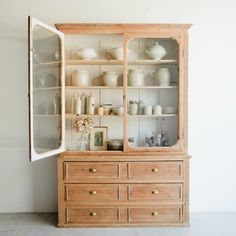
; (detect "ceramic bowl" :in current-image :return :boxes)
[112,107,123,116]
[102,104,113,115]
[107,139,123,150]
[108,47,131,60]
[76,48,97,60]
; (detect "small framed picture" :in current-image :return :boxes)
[90,126,108,151]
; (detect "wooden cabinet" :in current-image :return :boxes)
[28,17,191,227]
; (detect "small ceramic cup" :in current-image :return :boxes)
[153,105,162,115]
[97,106,104,115]
[144,105,152,115]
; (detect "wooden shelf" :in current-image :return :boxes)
[66,114,122,119]
[65,59,177,66]
[128,114,177,118]
[66,86,123,89]
[34,86,61,91]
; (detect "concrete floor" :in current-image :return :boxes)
[0,213,235,236]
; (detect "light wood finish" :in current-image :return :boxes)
[128,206,182,223]
[65,184,120,202]
[128,162,182,180]
[64,162,121,182]
[54,23,191,227]
[66,207,120,223]
[128,184,182,201]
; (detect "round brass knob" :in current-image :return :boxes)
[90,212,96,216]
[152,190,159,194]
[152,211,159,216]
[152,168,159,172]
[89,168,96,173]
[90,190,97,195]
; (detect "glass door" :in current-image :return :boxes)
[28,16,65,161]
[124,35,183,151]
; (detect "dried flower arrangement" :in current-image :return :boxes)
[73,117,93,150]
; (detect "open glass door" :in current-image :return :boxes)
[28,16,65,161]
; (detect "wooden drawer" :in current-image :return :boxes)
[66,207,120,223]
[128,184,182,201]
[65,184,119,202]
[128,162,182,180]
[64,162,120,182]
[129,206,182,223]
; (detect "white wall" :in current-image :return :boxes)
[0,0,236,213]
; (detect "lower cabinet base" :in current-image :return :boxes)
[58,205,189,227]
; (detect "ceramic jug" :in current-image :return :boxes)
[71,70,89,86]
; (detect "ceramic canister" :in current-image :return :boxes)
[153,105,162,115]
[156,68,171,86]
[144,105,152,115]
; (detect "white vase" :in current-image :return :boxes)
[102,71,118,86]
[155,68,171,86]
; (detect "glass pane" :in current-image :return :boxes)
[127,38,179,148]
[32,25,62,154]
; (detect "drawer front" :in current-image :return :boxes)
[129,184,182,201]
[129,206,182,223]
[66,207,120,223]
[65,184,119,201]
[128,162,182,180]
[64,162,120,181]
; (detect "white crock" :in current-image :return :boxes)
[71,70,89,86]
[128,69,144,86]
[155,68,171,86]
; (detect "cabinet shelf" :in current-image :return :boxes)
[35,114,60,117]
[34,86,61,91]
[66,114,122,119]
[128,114,177,118]
[65,59,177,66]
[128,86,177,89]
[34,61,62,69]
[66,86,123,90]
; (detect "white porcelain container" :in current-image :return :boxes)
[144,105,152,115]
[80,93,87,114]
[107,47,131,60]
[146,42,167,60]
[102,104,113,115]
[153,105,162,115]
[128,69,144,86]
[71,70,89,86]
[76,48,97,60]
[155,68,171,86]
[74,96,82,115]
[87,93,95,115]
[102,71,118,86]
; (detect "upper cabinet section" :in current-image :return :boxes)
[28,17,65,161]
[51,23,190,154]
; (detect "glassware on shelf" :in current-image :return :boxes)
[145,131,156,147]
[128,101,138,115]
[137,100,144,115]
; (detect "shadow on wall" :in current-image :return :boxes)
[30,156,58,212]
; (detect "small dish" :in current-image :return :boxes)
[164,106,177,114]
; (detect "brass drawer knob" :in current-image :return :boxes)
[152,211,159,216]
[152,190,159,194]
[90,190,97,195]
[89,168,96,173]
[90,211,96,216]
[152,168,159,172]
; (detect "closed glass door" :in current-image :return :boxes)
[125,36,180,150]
